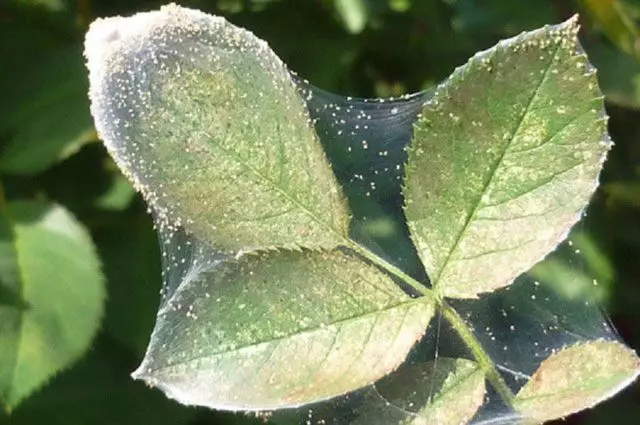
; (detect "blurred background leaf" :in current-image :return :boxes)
[334,0,369,33]
[0,47,96,175]
[4,336,196,425]
[580,0,640,57]
[579,0,640,108]
[0,201,104,411]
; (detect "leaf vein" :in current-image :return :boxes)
[432,43,561,288]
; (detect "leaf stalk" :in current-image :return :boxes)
[346,237,517,406]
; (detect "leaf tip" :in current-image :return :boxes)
[130,363,153,385]
[566,14,581,30]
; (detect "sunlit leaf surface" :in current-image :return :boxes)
[404,18,610,299]
[133,247,434,410]
[515,340,640,423]
[85,6,349,253]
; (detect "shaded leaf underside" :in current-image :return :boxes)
[353,358,485,425]
[0,47,96,175]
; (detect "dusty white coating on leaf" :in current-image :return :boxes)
[403,16,611,299]
[132,248,435,410]
[84,3,350,252]
[515,340,640,422]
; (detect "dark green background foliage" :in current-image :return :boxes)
[1,0,639,424]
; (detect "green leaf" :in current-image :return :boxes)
[580,0,640,58]
[0,47,96,175]
[453,0,557,35]
[529,231,614,304]
[515,340,640,423]
[389,0,411,13]
[85,5,350,252]
[132,249,435,410]
[0,201,105,410]
[334,0,368,34]
[404,17,610,298]
[570,231,615,284]
[529,258,607,303]
[94,172,136,211]
[4,339,196,425]
[353,358,485,425]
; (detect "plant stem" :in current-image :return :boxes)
[441,301,516,404]
[346,239,434,298]
[345,237,517,406]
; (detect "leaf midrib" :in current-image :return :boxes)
[207,135,434,298]
[432,43,561,289]
[212,135,347,243]
[145,295,430,373]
